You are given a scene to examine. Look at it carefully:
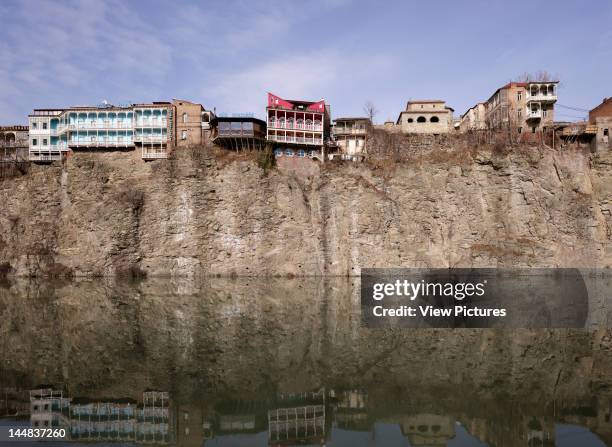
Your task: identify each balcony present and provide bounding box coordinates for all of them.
[526,94,557,103]
[134,135,167,143]
[142,150,168,160]
[267,134,323,145]
[29,152,62,162]
[68,140,136,148]
[333,127,366,136]
[135,119,167,128]
[526,110,542,120]
[268,121,323,132]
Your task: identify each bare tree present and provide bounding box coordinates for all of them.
[363,101,378,124]
[516,70,557,82]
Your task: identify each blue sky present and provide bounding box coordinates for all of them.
[0,0,610,124]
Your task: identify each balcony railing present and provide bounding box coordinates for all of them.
[68,140,135,147]
[135,119,167,127]
[60,121,134,131]
[267,134,323,145]
[141,150,168,160]
[527,110,542,119]
[134,135,167,143]
[268,121,323,132]
[333,127,367,135]
[29,152,62,161]
[526,94,557,103]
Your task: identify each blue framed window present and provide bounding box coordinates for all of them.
[285,149,294,157]
[274,149,283,157]
[297,149,305,157]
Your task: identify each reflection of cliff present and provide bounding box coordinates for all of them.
[1,278,612,444]
[1,148,611,277]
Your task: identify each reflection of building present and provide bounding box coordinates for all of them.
[176,405,213,447]
[28,388,171,444]
[29,388,71,429]
[333,389,370,431]
[331,118,370,161]
[268,389,327,446]
[210,116,267,150]
[398,413,455,446]
[396,100,454,134]
[267,93,330,161]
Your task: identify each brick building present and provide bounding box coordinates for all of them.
[589,97,611,151]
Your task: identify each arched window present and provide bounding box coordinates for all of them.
[430,116,439,123]
[417,116,426,123]
[296,118,304,129]
[278,117,285,128]
[287,118,294,129]
[407,118,414,123]
[314,120,322,130]
[274,149,283,157]
[285,148,294,157]
[269,116,276,127]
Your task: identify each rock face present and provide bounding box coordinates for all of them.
[0,145,611,277]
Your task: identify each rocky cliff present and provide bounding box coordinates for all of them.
[1,145,611,277]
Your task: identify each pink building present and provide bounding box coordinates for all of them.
[266,93,331,160]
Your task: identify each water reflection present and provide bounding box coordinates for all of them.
[0,277,611,446]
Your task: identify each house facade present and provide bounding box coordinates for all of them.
[332,117,370,160]
[266,93,330,160]
[484,81,558,135]
[210,116,267,150]
[27,100,213,162]
[396,100,454,134]
[589,97,612,151]
[0,125,29,160]
[459,103,486,132]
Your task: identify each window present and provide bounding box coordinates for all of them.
[407,118,414,123]
[532,127,536,133]
[182,113,188,123]
[518,127,522,133]
[430,116,439,123]
[518,110,522,118]
[417,116,426,123]
[604,129,609,136]
[285,149,294,157]
[297,149,305,157]
[43,138,47,145]
[42,122,47,129]
[274,149,283,157]
[181,130,187,140]
[32,122,37,129]
[32,138,37,146]
[517,92,522,101]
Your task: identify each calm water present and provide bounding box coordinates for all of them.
[0,277,610,446]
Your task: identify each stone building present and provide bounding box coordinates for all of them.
[459,103,486,132]
[589,97,612,151]
[484,81,558,135]
[396,100,454,134]
[332,117,370,161]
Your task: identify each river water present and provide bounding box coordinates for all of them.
[0,277,610,446]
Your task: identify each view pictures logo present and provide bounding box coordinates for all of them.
[360,268,592,329]
[372,279,487,301]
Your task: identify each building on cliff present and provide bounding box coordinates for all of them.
[27,100,214,162]
[0,125,29,161]
[331,117,370,161]
[395,100,454,134]
[459,102,487,132]
[266,93,331,161]
[210,115,267,150]
[173,99,215,148]
[484,81,558,136]
[589,97,612,152]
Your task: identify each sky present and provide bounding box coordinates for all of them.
[0,0,611,124]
